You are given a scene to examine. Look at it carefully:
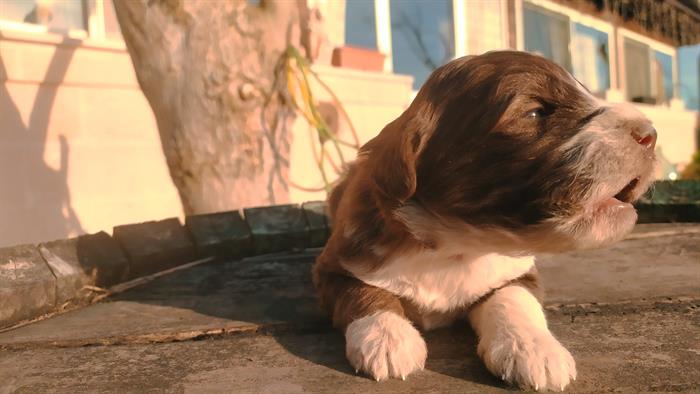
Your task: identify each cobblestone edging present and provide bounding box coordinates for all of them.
[0,201,331,330]
[0,180,698,330]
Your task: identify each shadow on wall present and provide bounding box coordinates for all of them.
[0,37,83,247]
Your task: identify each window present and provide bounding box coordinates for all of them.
[523,3,614,97]
[654,50,673,104]
[624,38,652,103]
[624,37,673,105]
[344,0,457,89]
[0,0,122,41]
[390,0,454,89]
[572,23,610,95]
[0,0,87,31]
[523,4,571,72]
[345,0,377,49]
[678,44,700,111]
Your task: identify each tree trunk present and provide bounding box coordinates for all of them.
[113,0,310,214]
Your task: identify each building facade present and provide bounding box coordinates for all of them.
[0,0,698,246]
[312,0,700,180]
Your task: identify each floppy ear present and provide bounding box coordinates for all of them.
[362,114,424,203]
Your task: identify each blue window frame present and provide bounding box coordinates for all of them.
[572,23,610,95]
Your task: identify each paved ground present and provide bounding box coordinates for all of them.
[1,224,699,393]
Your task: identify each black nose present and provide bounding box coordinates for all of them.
[631,126,657,149]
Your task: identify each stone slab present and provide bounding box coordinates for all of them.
[0,244,55,329]
[39,232,129,304]
[537,231,700,304]
[0,225,697,347]
[185,210,253,259]
[244,204,309,254]
[302,201,330,248]
[113,218,198,279]
[0,251,323,346]
[0,301,697,393]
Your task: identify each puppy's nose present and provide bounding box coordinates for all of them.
[631,125,657,149]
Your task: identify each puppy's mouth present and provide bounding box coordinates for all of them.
[614,177,640,203]
[598,177,640,211]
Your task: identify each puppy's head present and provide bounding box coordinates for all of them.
[363,51,656,252]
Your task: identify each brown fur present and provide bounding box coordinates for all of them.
[313,50,655,332]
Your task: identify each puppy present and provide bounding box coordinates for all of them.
[312,51,656,391]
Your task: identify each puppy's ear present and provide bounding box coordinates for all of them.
[362,114,425,203]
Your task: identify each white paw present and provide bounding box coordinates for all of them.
[478,329,577,391]
[345,311,427,381]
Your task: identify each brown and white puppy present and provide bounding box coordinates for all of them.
[312,51,657,391]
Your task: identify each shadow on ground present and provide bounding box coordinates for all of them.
[111,251,505,388]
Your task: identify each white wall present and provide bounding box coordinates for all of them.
[0,30,183,247]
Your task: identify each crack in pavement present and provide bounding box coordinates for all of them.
[2,295,697,352]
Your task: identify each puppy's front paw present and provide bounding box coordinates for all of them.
[479,329,576,391]
[345,311,427,381]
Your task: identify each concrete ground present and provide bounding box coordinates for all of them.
[1,224,699,393]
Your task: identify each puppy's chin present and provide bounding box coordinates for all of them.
[562,203,638,250]
[548,175,654,251]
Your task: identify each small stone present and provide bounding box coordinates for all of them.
[113,218,198,279]
[244,205,309,255]
[0,244,56,329]
[186,210,253,259]
[301,201,330,248]
[39,232,129,304]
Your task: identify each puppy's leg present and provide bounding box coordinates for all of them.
[314,271,427,381]
[468,284,576,391]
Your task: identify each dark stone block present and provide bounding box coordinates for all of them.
[244,204,309,254]
[636,203,700,223]
[39,232,129,303]
[636,181,700,223]
[0,244,56,329]
[302,201,330,248]
[113,218,198,279]
[185,211,253,259]
[639,180,700,205]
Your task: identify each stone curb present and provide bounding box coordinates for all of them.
[113,218,198,279]
[1,178,697,330]
[0,201,332,330]
[185,210,253,259]
[244,204,311,255]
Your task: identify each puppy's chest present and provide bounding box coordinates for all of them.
[351,249,535,315]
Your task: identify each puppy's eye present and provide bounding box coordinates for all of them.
[526,108,544,119]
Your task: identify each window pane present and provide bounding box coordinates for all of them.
[624,38,652,103]
[0,0,86,31]
[523,4,571,71]
[104,0,122,40]
[572,23,610,95]
[679,44,700,111]
[345,0,377,49]
[390,0,454,89]
[653,50,673,104]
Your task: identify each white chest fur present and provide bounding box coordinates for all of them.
[347,250,535,314]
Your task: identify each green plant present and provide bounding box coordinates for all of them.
[285,46,361,193]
